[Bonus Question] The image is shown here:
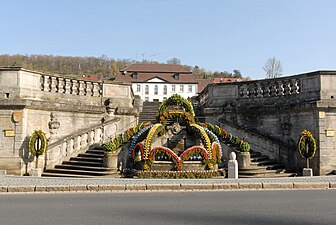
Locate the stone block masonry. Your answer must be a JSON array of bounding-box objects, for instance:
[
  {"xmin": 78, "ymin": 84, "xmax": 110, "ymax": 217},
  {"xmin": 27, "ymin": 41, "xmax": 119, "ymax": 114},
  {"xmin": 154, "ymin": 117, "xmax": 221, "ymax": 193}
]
[{"xmin": 0, "ymin": 67, "xmax": 139, "ymax": 175}]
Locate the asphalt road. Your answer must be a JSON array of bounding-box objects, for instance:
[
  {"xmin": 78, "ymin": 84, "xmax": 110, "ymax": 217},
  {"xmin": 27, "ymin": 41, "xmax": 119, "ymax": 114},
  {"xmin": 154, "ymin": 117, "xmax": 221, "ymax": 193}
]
[{"xmin": 0, "ymin": 190, "xmax": 335, "ymax": 225}]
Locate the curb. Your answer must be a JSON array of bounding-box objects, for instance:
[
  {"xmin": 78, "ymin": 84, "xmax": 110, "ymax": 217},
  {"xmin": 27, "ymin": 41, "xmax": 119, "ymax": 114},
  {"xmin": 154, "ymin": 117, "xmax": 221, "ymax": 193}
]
[{"xmin": 0, "ymin": 181, "xmax": 335, "ymax": 193}]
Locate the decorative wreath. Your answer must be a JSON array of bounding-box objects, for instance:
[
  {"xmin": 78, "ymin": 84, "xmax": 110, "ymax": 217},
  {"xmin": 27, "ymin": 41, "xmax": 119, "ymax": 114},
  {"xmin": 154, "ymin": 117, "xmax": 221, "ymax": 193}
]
[
  {"xmin": 29, "ymin": 130, "xmax": 48, "ymax": 156},
  {"xmin": 297, "ymin": 130, "xmax": 316, "ymax": 160}
]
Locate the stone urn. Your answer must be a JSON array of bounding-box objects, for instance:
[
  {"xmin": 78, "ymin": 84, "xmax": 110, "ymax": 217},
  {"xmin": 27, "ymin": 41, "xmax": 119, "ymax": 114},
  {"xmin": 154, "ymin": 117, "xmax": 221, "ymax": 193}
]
[
  {"xmin": 237, "ymin": 152, "xmax": 251, "ymax": 169},
  {"xmin": 103, "ymin": 151, "xmax": 118, "ymax": 170}
]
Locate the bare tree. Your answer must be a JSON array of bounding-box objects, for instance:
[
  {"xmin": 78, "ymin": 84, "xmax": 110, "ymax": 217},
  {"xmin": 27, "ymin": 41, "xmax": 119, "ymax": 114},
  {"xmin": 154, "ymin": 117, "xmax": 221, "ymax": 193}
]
[
  {"xmin": 166, "ymin": 57, "xmax": 181, "ymax": 65},
  {"xmin": 263, "ymin": 57, "xmax": 283, "ymax": 79}
]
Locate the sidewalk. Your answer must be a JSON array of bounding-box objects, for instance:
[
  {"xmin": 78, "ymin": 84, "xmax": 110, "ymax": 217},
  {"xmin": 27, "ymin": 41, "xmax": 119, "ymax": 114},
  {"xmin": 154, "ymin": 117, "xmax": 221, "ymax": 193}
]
[{"xmin": 1, "ymin": 175, "xmax": 336, "ymax": 193}]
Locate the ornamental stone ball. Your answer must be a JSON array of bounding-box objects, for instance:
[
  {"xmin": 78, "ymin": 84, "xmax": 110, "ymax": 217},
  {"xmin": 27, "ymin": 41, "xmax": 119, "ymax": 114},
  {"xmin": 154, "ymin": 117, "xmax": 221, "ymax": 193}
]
[{"xmin": 229, "ymin": 152, "xmax": 236, "ymax": 161}]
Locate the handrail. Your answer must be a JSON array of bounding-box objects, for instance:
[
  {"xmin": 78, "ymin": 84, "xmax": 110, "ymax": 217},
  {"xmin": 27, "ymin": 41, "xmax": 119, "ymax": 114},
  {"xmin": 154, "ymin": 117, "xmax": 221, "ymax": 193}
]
[
  {"xmin": 48, "ymin": 117, "xmax": 120, "ymax": 149},
  {"xmin": 106, "ymin": 118, "xmax": 139, "ymax": 141},
  {"xmin": 195, "ymin": 116, "xmax": 291, "ymax": 149}
]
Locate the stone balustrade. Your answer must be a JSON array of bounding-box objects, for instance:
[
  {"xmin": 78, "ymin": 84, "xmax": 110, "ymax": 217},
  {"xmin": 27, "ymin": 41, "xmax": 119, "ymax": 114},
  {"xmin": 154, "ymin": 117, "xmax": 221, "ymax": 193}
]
[
  {"xmin": 40, "ymin": 74, "xmax": 102, "ymax": 97},
  {"xmin": 199, "ymin": 71, "xmax": 335, "ymax": 107}
]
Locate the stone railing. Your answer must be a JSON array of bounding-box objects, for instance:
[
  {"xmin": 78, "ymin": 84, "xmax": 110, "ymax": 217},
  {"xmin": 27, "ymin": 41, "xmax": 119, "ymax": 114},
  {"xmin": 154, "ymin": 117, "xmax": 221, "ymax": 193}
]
[
  {"xmin": 199, "ymin": 71, "xmax": 334, "ymax": 107},
  {"xmin": 203, "ymin": 117, "xmax": 292, "ymax": 168},
  {"xmin": 238, "ymin": 77, "xmax": 300, "ymax": 99},
  {"xmin": 40, "ymin": 73, "xmax": 102, "ymax": 97},
  {"xmin": 45, "ymin": 117, "xmax": 139, "ymax": 170}
]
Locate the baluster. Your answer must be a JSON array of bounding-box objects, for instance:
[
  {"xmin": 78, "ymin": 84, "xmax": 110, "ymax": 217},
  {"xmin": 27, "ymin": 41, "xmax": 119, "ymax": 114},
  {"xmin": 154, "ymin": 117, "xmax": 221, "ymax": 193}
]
[
  {"xmin": 263, "ymin": 82, "xmax": 270, "ymax": 97},
  {"xmin": 92, "ymin": 83, "xmax": 99, "ymax": 97},
  {"xmin": 277, "ymin": 81, "xmax": 284, "ymax": 96},
  {"xmin": 88, "ymin": 130, "xmax": 95, "ymax": 146},
  {"xmin": 86, "ymin": 82, "xmax": 93, "ymax": 96},
  {"xmin": 290, "ymin": 78, "xmax": 299, "ymax": 94},
  {"xmin": 62, "ymin": 141, "xmax": 67, "ymax": 157},
  {"xmin": 65, "ymin": 78, "xmax": 71, "ymax": 94},
  {"xmin": 283, "ymin": 80, "xmax": 291, "ymax": 95},
  {"xmin": 43, "ymin": 75, "xmax": 51, "ymax": 92},
  {"xmin": 248, "ymin": 84, "xmax": 256, "ymax": 98},
  {"xmin": 67, "ymin": 139, "xmax": 74, "ymax": 155},
  {"xmin": 74, "ymin": 136, "xmax": 81, "ymax": 151},
  {"xmin": 58, "ymin": 78, "xmax": 65, "ymax": 93},
  {"xmin": 80, "ymin": 133, "xmax": 88, "ymax": 148},
  {"xmin": 78, "ymin": 80, "xmax": 86, "ymax": 95},
  {"xmin": 256, "ymin": 82, "xmax": 263, "ymax": 98},
  {"xmin": 269, "ymin": 82, "xmax": 277, "ymax": 97},
  {"xmin": 71, "ymin": 80, "xmax": 79, "ymax": 95},
  {"xmin": 50, "ymin": 77, "xmax": 58, "ymax": 93}
]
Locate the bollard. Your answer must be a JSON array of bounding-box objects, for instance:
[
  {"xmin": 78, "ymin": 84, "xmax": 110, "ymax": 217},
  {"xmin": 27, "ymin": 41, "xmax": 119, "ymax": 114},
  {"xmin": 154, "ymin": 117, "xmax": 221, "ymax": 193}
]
[{"xmin": 228, "ymin": 152, "xmax": 238, "ymax": 179}]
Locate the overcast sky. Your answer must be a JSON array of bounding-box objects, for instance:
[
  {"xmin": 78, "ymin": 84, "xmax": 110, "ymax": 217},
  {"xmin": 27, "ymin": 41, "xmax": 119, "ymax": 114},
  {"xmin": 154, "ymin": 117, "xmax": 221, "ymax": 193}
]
[{"xmin": 1, "ymin": 0, "xmax": 335, "ymax": 79}]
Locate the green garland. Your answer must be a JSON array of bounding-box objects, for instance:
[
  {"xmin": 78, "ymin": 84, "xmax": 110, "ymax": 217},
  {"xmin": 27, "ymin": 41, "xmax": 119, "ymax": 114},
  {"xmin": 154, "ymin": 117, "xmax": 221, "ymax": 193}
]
[
  {"xmin": 29, "ymin": 130, "xmax": 48, "ymax": 157},
  {"xmin": 297, "ymin": 130, "xmax": 316, "ymax": 168}
]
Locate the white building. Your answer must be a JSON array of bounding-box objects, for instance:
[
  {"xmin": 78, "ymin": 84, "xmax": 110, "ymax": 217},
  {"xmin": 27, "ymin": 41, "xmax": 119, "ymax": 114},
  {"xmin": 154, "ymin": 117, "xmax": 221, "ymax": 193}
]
[{"xmin": 114, "ymin": 64, "xmax": 198, "ymax": 102}]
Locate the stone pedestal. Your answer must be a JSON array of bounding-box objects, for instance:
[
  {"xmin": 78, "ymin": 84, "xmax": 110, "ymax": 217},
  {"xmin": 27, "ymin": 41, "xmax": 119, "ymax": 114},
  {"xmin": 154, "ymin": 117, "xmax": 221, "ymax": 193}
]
[
  {"xmin": 303, "ymin": 168, "xmax": 313, "ymax": 177},
  {"xmin": 103, "ymin": 152, "xmax": 118, "ymax": 170},
  {"xmin": 30, "ymin": 168, "xmax": 42, "ymax": 177},
  {"xmin": 237, "ymin": 152, "xmax": 251, "ymax": 169},
  {"xmin": 228, "ymin": 152, "xmax": 238, "ymax": 179}
]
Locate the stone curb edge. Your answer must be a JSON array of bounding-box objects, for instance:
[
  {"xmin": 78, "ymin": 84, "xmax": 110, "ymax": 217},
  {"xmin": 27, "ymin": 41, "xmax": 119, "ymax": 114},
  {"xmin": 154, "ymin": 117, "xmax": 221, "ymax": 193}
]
[{"xmin": 0, "ymin": 181, "xmax": 335, "ymax": 193}]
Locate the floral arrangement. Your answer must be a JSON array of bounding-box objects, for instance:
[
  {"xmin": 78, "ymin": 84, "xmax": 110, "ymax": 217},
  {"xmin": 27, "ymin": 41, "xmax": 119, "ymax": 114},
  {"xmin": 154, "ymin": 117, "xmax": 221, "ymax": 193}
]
[
  {"xmin": 297, "ymin": 130, "xmax": 317, "ymax": 168},
  {"xmin": 103, "ymin": 122, "xmax": 152, "ymax": 153},
  {"xmin": 28, "ymin": 130, "xmax": 48, "ymax": 168},
  {"xmin": 199, "ymin": 122, "xmax": 250, "ymax": 153},
  {"xmin": 190, "ymin": 123, "xmax": 212, "ymax": 157},
  {"xmin": 135, "ymin": 170, "xmax": 223, "ymax": 179},
  {"xmin": 157, "ymin": 110, "xmax": 195, "ymax": 125},
  {"xmin": 157, "ymin": 94, "xmax": 195, "ymax": 118},
  {"xmin": 144, "ymin": 124, "xmax": 165, "ymax": 158},
  {"xmin": 129, "ymin": 124, "xmax": 153, "ymax": 158}
]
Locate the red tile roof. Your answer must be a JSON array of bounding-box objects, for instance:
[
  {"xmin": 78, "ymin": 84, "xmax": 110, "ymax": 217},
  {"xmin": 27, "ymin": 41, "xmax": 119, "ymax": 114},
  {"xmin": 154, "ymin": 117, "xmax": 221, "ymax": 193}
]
[
  {"xmin": 114, "ymin": 63, "xmax": 196, "ymax": 84},
  {"xmin": 212, "ymin": 77, "xmax": 242, "ymax": 83},
  {"xmin": 121, "ymin": 63, "xmax": 192, "ymax": 73},
  {"xmin": 196, "ymin": 79, "xmax": 212, "ymax": 93}
]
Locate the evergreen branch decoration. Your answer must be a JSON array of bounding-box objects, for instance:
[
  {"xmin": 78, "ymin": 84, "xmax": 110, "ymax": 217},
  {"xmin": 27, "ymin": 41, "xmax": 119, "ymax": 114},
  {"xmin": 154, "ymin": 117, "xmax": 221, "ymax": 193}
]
[{"xmin": 297, "ymin": 130, "xmax": 317, "ymax": 168}]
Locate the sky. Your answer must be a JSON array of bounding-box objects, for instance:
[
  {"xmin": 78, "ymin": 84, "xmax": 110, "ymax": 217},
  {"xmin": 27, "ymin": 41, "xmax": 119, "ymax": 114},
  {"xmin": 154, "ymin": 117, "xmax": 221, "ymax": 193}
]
[{"xmin": 1, "ymin": 0, "xmax": 336, "ymax": 79}]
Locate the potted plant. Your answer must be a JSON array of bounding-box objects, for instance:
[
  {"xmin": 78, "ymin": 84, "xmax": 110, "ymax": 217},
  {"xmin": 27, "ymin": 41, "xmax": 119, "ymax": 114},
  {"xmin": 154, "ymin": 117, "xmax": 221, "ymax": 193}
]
[
  {"xmin": 237, "ymin": 141, "xmax": 251, "ymax": 169},
  {"xmin": 102, "ymin": 141, "xmax": 119, "ymax": 170}
]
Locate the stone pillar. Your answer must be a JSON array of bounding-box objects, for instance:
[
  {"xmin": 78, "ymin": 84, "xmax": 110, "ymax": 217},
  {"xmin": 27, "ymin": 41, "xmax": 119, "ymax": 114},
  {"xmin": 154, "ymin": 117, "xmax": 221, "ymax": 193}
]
[{"xmin": 228, "ymin": 152, "xmax": 238, "ymax": 179}]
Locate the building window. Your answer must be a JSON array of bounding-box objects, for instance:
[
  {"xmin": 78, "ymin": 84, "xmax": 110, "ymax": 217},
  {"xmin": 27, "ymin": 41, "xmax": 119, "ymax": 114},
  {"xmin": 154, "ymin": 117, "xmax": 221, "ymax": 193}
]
[
  {"xmin": 145, "ymin": 97, "xmax": 149, "ymax": 102},
  {"xmin": 163, "ymin": 85, "xmax": 167, "ymax": 95},
  {"xmin": 145, "ymin": 85, "xmax": 149, "ymax": 95},
  {"xmin": 188, "ymin": 85, "xmax": 192, "ymax": 92},
  {"xmin": 132, "ymin": 72, "xmax": 137, "ymax": 79},
  {"xmin": 154, "ymin": 85, "xmax": 158, "ymax": 95},
  {"xmin": 174, "ymin": 73, "xmax": 179, "ymax": 80},
  {"xmin": 136, "ymin": 85, "xmax": 141, "ymax": 92},
  {"xmin": 180, "ymin": 85, "xmax": 184, "ymax": 92},
  {"xmin": 172, "ymin": 85, "xmax": 175, "ymax": 92}
]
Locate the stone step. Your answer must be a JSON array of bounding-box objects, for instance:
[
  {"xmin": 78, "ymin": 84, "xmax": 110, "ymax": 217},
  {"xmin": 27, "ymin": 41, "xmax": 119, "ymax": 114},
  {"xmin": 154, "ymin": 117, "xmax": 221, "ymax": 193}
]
[
  {"xmin": 85, "ymin": 149, "xmax": 105, "ymax": 155},
  {"xmin": 43, "ymin": 168, "xmax": 119, "ymax": 176},
  {"xmin": 77, "ymin": 153, "xmax": 104, "ymax": 158},
  {"xmin": 70, "ymin": 156, "xmax": 103, "ymax": 163},
  {"xmin": 239, "ymin": 172, "xmax": 297, "ymax": 178},
  {"xmin": 251, "ymin": 156, "xmax": 270, "ymax": 161},
  {"xmin": 63, "ymin": 160, "xmax": 104, "ymax": 167},
  {"xmin": 239, "ymin": 168, "xmax": 287, "ymax": 176},
  {"xmin": 55, "ymin": 164, "xmax": 109, "ymax": 172}
]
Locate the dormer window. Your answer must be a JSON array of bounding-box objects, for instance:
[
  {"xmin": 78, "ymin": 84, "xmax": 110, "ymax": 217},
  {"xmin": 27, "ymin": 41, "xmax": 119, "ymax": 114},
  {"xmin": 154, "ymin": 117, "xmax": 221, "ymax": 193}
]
[
  {"xmin": 131, "ymin": 72, "xmax": 137, "ymax": 79},
  {"xmin": 173, "ymin": 73, "xmax": 179, "ymax": 80}
]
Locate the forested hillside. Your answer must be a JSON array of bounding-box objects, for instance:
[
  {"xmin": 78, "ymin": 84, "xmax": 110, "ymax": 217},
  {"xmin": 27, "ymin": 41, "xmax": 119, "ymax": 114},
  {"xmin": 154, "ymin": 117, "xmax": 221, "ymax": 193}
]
[{"xmin": 0, "ymin": 54, "xmax": 245, "ymax": 79}]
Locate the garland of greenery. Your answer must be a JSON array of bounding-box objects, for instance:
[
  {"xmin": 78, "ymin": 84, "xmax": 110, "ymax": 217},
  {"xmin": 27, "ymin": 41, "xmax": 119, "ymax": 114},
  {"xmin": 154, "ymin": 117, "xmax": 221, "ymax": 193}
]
[
  {"xmin": 189, "ymin": 123, "xmax": 212, "ymax": 158},
  {"xmin": 144, "ymin": 124, "xmax": 165, "ymax": 159},
  {"xmin": 157, "ymin": 94, "xmax": 195, "ymax": 117},
  {"xmin": 157, "ymin": 110, "xmax": 195, "ymax": 125},
  {"xmin": 29, "ymin": 130, "xmax": 48, "ymax": 157},
  {"xmin": 28, "ymin": 130, "xmax": 48, "ymax": 169},
  {"xmin": 297, "ymin": 130, "xmax": 317, "ymax": 168},
  {"xmin": 180, "ymin": 146, "xmax": 209, "ymax": 161}
]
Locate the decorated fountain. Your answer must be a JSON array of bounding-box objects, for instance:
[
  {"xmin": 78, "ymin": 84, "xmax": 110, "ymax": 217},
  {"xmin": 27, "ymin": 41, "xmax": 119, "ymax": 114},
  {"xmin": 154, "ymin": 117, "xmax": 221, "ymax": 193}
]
[{"xmin": 103, "ymin": 94, "xmax": 250, "ymax": 178}]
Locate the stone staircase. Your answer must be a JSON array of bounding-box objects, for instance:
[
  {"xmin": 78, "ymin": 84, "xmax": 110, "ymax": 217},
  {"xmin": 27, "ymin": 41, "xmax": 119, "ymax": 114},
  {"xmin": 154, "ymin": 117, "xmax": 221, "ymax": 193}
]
[
  {"xmin": 139, "ymin": 101, "xmax": 160, "ymax": 123},
  {"xmin": 42, "ymin": 147, "xmax": 120, "ymax": 178},
  {"xmin": 238, "ymin": 150, "xmax": 297, "ymax": 178}
]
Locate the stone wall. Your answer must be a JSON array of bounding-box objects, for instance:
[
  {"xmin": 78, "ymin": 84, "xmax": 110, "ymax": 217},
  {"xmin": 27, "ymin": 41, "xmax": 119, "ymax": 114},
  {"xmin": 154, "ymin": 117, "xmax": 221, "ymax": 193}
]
[
  {"xmin": 198, "ymin": 71, "xmax": 336, "ymax": 175},
  {"xmin": 0, "ymin": 67, "xmax": 138, "ymax": 175}
]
